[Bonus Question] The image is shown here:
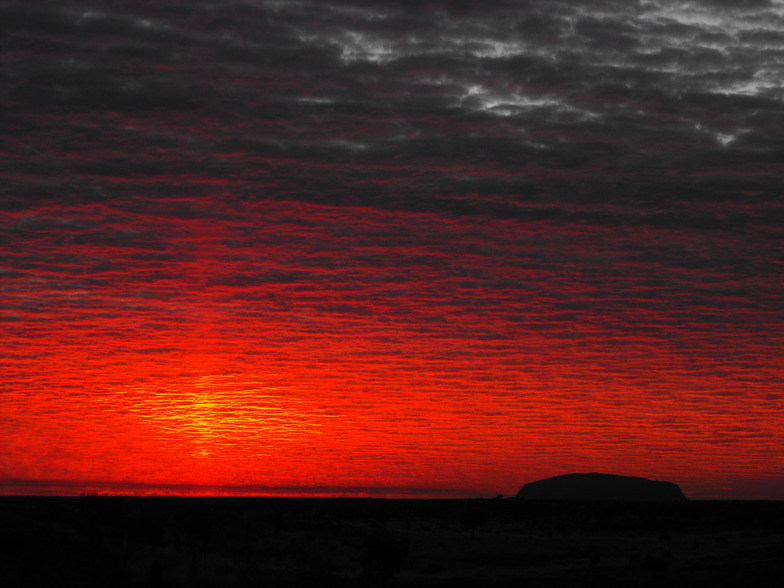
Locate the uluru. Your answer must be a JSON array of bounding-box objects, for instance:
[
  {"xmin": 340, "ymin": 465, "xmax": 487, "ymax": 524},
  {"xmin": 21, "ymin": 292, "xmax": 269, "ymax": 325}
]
[{"xmin": 516, "ymin": 473, "xmax": 686, "ymax": 501}]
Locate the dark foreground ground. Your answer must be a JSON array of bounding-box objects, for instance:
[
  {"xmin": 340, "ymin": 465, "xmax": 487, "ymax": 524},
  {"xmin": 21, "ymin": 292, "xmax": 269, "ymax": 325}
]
[{"xmin": 1, "ymin": 496, "xmax": 782, "ymax": 587}]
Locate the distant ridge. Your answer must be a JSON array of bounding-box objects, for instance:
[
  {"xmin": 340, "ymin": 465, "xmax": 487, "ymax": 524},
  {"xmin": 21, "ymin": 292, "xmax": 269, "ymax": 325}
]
[
  {"xmin": 516, "ymin": 473, "xmax": 686, "ymax": 501},
  {"xmin": 0, "ymin": 480, "xmax": 473, "ymax": 499}
]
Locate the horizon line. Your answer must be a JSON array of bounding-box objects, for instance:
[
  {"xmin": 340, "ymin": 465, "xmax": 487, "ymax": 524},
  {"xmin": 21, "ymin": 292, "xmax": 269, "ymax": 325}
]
[{"xmin": 0, "ymin": 479, "xmax": 490, "ymax": 499}]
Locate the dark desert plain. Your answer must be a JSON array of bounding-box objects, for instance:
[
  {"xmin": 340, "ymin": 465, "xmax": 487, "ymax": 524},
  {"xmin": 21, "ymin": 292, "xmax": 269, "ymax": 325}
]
[
  {"xmin": 2, "ymin": 0, "xmax": 784, "ymax": 584},
  {"xmin": 2, "ymin": 492, "xmax": 784, "ymax": 587}
]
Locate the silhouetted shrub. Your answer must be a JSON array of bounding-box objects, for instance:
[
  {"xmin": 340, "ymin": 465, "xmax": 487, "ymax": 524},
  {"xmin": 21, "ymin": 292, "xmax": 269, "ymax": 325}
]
[
  {"xmin": 460, "ymin": 507, "xmax": 488, "ymax": 539},
  {"xmin": 361, "ymin": 532, "xmax": 410, "ymax": 584}
]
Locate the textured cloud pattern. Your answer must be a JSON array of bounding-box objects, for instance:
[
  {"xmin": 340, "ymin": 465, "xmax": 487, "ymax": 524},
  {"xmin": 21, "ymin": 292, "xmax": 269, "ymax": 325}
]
[{"xmin": 1, "ymin": 0, "xmax": 783, "ymax": 498}]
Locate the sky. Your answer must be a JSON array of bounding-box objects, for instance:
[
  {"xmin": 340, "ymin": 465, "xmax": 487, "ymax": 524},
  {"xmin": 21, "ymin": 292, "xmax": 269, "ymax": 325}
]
[{"xmin": 1, "ymin": 0, "xmax": 783, "ymax": 500}]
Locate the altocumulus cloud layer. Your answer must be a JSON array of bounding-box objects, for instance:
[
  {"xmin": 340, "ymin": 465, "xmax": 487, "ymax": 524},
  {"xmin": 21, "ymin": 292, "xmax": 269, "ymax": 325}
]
[{"xmin": 1, "ymin": 0, "xmax": 783, "ymax": 498}]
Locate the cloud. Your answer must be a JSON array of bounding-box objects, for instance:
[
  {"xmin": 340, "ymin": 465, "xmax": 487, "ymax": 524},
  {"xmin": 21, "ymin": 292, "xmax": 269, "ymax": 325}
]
[{"xmin": 1, "ymin": 0, "xmax": 782, "ymax": 499}]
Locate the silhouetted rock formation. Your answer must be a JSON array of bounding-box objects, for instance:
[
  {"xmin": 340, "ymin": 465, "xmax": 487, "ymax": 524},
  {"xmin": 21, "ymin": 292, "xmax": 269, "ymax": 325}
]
[{"xmin": 516, "ymin": 473, "xmax": 686, "ymax": 501}]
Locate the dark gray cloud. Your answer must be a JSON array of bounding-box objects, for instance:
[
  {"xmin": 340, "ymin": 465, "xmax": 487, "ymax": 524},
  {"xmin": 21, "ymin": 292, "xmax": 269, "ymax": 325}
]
[{"xmin": 1, "ymin": 0, "xmax": 782, "ymax": 499}]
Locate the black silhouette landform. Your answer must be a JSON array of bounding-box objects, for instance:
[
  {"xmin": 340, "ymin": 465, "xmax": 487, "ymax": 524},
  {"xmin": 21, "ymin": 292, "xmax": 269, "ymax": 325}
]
[{"xmin": 517, "ymin": 473, "xmax": 687, "ymax": 501}]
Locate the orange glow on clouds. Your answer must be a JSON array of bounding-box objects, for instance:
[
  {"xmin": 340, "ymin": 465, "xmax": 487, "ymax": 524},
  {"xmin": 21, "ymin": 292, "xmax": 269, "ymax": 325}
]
[
  {"xmin": 3, "ymin": 200, "xmax": 783, "ymax": 499},
  {"xmin": 3, "ymin": 1, "xmax": 784, "ymax": 500}
]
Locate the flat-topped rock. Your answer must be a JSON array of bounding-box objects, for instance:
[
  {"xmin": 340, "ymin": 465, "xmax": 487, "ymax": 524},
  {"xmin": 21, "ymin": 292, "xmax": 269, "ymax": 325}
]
[{"xmin": 516, "ymin": 473, "xmax": 686, "ymax": 501}]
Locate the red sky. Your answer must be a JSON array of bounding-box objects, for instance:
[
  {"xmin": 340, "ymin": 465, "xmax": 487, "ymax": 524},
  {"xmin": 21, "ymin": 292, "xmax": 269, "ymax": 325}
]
[
  {"xmin": 2, "ymin": 0, "xmax": 783, "ymax": 499},
  {"xmin": 3, "ymin": 198, "xmax": 782, "ymax": 499}
]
